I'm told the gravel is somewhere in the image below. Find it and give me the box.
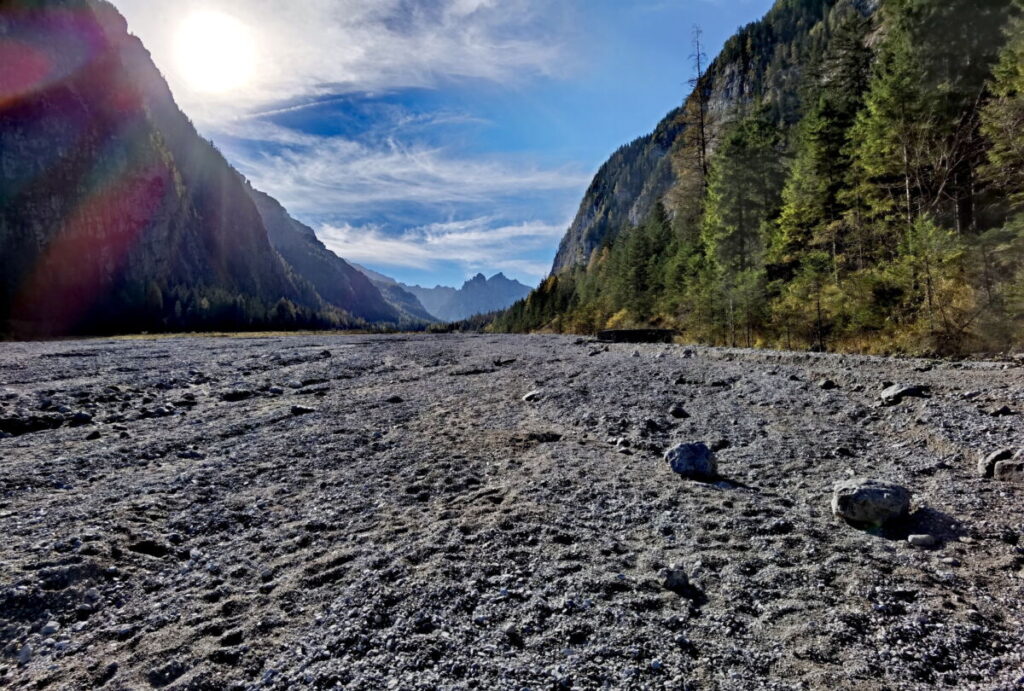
[0,333,1022,689]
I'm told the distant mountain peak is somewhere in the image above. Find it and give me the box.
[353,267,533,322]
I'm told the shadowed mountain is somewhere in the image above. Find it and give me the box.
[349,264,437,323]
[0,0,399,336]
[248,189,404,324]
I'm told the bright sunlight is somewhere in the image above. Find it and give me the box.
[174,10,255,94]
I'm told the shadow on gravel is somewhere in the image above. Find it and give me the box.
[850,507,966,545]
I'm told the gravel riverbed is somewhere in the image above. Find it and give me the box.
[0,334,1022,690]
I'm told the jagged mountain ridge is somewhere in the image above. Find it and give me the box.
[0,0,401,335]
[354,266,533,322]
[404,273,533,322]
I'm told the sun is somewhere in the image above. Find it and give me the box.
[174,10,256,94]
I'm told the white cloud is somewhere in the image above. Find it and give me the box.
[110,0,570,122]
[228,133,590,216]
[319,217,564,278]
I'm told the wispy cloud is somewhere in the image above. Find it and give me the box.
[111,0,572,121]
[319,217,563,279]
[227,132,590,216]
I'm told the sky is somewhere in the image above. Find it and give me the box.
[109,0,775,288]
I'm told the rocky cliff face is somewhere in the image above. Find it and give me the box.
[551,0,872,275]
[0,0,395,335]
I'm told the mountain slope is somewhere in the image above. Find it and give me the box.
[248,189,402,324]
[0,0,395,336]
[552,0,859,274]
[349,265,437,323]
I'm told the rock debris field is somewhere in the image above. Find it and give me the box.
[0,334,1022,690]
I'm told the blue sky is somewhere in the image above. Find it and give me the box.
[111,0,774,288]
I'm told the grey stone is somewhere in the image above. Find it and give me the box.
[291,405,316,416]
[994,460,1024,484]
[17,643,31,665]
[880,384,928,405]
[831,478,911,526]
[522,390,542,403]
[908,534,937,548]
[69,411,93,426]
[978,449,1014,478]
[41,621,60,635]
[818,379,839,390]
[668,404,690,419]
[664,442,717,480]
[662,566,689,593]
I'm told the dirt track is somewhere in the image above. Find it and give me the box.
[0,334,1022,690]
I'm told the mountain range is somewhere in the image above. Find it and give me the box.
[354,267,533,323]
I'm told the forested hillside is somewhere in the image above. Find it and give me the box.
[498,0,1024,355]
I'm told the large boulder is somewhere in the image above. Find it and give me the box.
[832,479,911,526]
[664,442,718,480]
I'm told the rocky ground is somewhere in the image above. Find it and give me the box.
[0,334,1022,690]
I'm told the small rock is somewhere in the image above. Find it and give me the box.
[17,643,32,666]
[268,386,285,396]
[908,534,937,548]
[41,621,60,635]
[664,442,717,480]
[177,450,205,460]
[221,388,254,402]
[880,384,928,406]
[831,478,911,526]
[522,390,543,403]
[385,395,404,404]
[86,430,102,441]
[668,404,690,419]
[991,405,1015,417]
[978,449,1014,478]
[818,379,838,390]
[291,405,316,416]
[662,565,689,593]
[994,459,1024,484]
[69,411,93,426]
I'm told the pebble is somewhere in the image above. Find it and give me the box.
[41,621,60,635]
[291,406,316,416]
[522,390,543,403]
[17,644,32,665]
